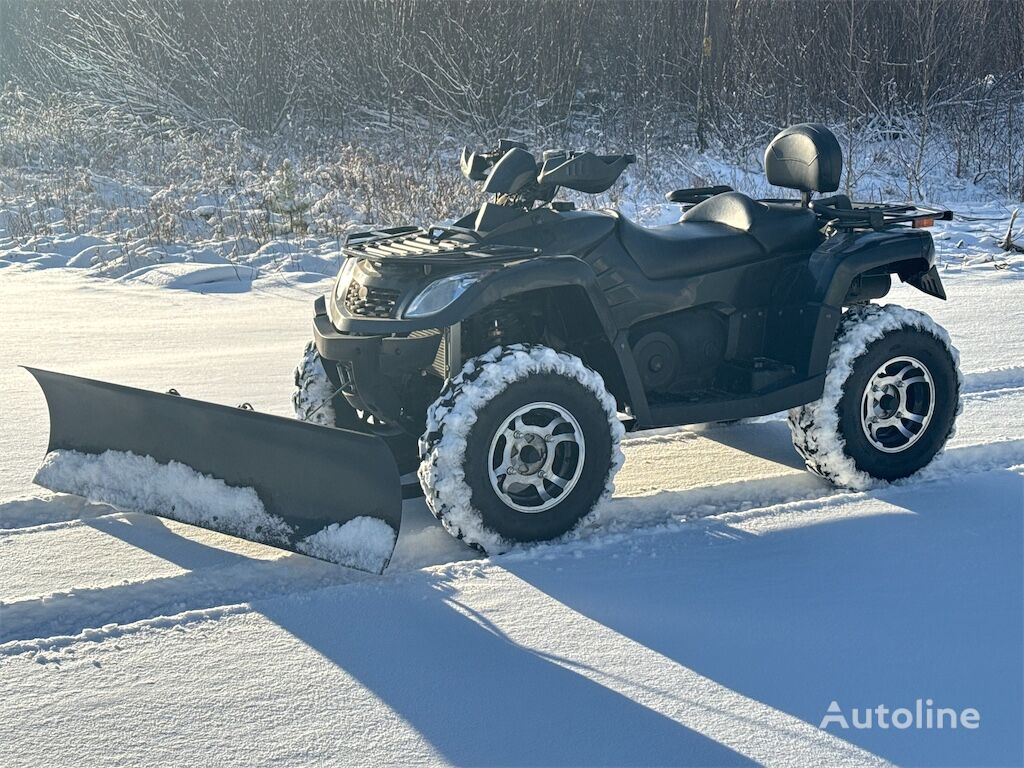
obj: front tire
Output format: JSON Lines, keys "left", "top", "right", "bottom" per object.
{"left": 789, "top": 304, "right": 962, "bottom": 489}
{"left": 418, "top": 345, "right": 625, "bottom": 552}
{"left": 293, "top": 340, "right": 420, "bottom": 473}
{"left": 293, "top": 341, "right": 345, "bottom": 427}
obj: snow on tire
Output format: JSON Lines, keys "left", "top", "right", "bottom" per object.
{"left": 292, "top": 340, "right": 338, "bottom": 427}
{"left": 789, "top": 303, "right": 963, "bottom": 490}
{"left": 418, "top": 344, "right": 625, "bottom": 553}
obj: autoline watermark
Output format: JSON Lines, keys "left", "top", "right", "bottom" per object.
{"left": 820, "top": 700, "right": 981, "bottom": 730}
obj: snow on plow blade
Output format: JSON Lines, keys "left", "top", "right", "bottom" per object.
{"left": 26, "top": 368, "right": 402, "bottom": 573}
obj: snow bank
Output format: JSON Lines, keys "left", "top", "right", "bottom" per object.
{"left": 0, "top": 231, "right": 342, "bottom": 284}
{"left": 119, "top": 262, "right": 257, "bottom": 289}
{"left": 35, "top": 449, "right": 292, "bottom": 544}
{"left": 298, "top": 517, "right": 397, "bottom": 574}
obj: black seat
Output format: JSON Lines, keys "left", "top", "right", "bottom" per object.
{"left": 621, "top": 123, "right": 838, "bottom": 281}
{"left": 617, "top": 214, "right": 766, "bottom": 280}
{"left": 680, "top": 191, "right": 822, "bottom": 254}
{"left": 617, "top": 193, "right": 822, "bottom": 281}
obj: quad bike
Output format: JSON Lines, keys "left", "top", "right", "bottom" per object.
{"left": 29, "top": 123, "right": 961, "bottom": 570}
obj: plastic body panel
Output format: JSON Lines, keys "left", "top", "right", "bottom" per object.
{"left": 809, "top": 228, "right": 935, "bottom": 307}
{"left": 316, "top": 205, "right": 943, "bottom": 430}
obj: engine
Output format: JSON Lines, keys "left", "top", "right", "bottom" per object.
{"left": 629, "top": 308, "right": 727, "bottom": 397}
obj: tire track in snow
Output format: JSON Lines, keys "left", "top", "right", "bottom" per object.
{"left": 9, "top": 449, "right": 1019, "bottom": 663}
{"left": 0, "top": 512, "right": 124, "bottom": 539}
{"left": 0, "top": 604, "right": 252, "bottom": 659}
{"left": 0, "top": 494, "right": 119, "bottom": 532}
{"left": 961, "top": 365, "right": 1024, "bottom": 394}
{"left": 2, "top": 372, "right": 1021, "bottom": 651}
{"left": 8, "top": 441, "right": 1019, "bottom": 656}
{"left": 500, "top": 452, "right": 1024, "bottom": 573}
{"left": 580, "top": 438, "right": 1024, "bottom": 544}
{"left": 0, "top": 546, "right": 369, "bottom": 647}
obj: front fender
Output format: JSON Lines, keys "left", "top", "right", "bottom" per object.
{"left": 454, "top": 255, "right": 618, "bottom": 335}
{"left": 327, "top": 255, "right": 614, "bottom": 336}
{"left": 322, "top": 254, "right": 644, "bottom": 420}
{"left": 453, "top": 256, "right": 649, "bottom": 423}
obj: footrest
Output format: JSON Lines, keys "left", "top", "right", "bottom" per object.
{"left": 718, "top": 357, "right": 796, "bottom": 394}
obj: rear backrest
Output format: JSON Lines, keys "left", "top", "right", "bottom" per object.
{"left": 764, "top": 123, "right": 842, "bottom": 194}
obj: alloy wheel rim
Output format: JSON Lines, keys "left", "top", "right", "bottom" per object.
{"left": 487, "top": 401, "right": 586, "bottom": 513}
{"left": 860, "top": 355, "right": 935, "bottom": 453}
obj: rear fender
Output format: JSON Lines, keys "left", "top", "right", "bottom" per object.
{"left": 803, "top": 229, "right": 943, "bottom": 377}
{"left": 809, "top": 228, "right": 941, "bottom": 307}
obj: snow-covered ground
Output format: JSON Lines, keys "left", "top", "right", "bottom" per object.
{"left": 1, "top": 210, "right": 1022, "bottom": 766}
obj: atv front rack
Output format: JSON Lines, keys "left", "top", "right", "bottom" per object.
{"left": 344, "top": 226, "right": 539, "bottom": 264}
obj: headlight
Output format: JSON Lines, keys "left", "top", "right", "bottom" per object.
{"left": 334, "top": 257, "right": 359, "bottom": 302}
{"left": 405, "top": 272, "right": 487, "bottom": 317}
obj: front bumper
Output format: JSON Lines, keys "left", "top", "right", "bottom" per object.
{"left": 313, "top": 295, "right": 442, "bottom": 371}
{"left": 312, "top": 294, "right": 444, "bottom": 422}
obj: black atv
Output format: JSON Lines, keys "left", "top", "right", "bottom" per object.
{"left": 29, "top": 123, "right": 961, "bottom": 567}
{"left": 298, "top": 123, "right": 960, "bottom": 551}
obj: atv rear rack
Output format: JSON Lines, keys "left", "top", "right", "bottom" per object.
{"left": 810, "top": 196, "right": 953, "bottom": 232}
{"left": 665, "top": 187, "right": 952, "bottom": 233}
{"left": 344, "top": 226, "right": 539, "bottom": 264}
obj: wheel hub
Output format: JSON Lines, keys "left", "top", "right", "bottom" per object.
{"left": 860, "top": 356, "right": 935, "bottom": 453}
{"left": 510, "top": 432, "right": 548, "bottom": 476}
{"left": 488, "top": 402, "right": 586, "bottom": 513}
{"left": 873, "top": 386, "right": 900, "bottom": 418}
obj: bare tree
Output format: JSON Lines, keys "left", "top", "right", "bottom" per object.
{"left": 2, "top": 0, "right": 1022, "bottom": 197}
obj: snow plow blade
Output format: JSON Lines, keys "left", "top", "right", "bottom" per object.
{"left": 26, "top": 368, "right": 402, "bottom": 573}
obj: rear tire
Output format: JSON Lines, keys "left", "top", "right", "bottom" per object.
{"left": 789, "top": 304, "right": 962, "bottom": 489}
{"left": 418, "top": 344, "right": 625, "bottom": 553}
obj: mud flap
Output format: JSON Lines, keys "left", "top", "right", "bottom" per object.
{"left": 26, "top": 368, "right": 402, "bottom": 573}
{"left": 906, "top": 264, "right": 947, "bottom": 300}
